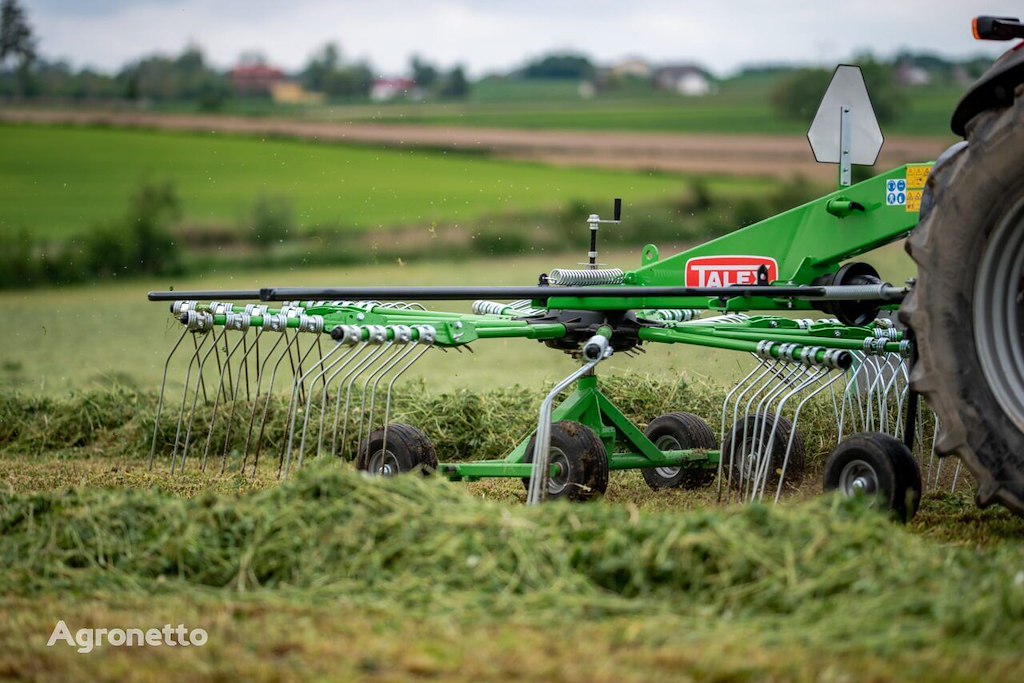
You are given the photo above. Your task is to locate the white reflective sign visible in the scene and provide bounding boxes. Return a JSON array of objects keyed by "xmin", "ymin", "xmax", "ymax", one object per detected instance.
[{"xmin": 807, "ymin": 64, "xmax": 884, "ymax": 166}]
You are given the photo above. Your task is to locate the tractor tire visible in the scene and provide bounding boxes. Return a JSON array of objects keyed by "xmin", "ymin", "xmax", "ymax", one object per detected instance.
[
  {"xmin": 901, "ymin": 82, "xmax": 1024, "ymax": 517},
  {"xmin": 357, "ymin": 423, "xmax": 438, "ymax": 476},
  {"xmin": 641, "ymin": 412, "xmax": 717, "ymax": 490}
]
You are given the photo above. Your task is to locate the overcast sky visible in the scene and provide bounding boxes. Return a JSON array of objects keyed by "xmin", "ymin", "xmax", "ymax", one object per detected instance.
[{"xmin": 24, "ymin": 0, "xmax": 1022, "ymax": 76}]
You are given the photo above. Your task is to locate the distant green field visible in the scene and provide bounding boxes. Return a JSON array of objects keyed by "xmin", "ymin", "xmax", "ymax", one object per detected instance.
[
  {"xmin": 312, "ymin": 79, "xmax": 962, "ymax": 138},
  {"xmin": 0, "ymin": 125, "xmax": 769, "ymax": 239}
]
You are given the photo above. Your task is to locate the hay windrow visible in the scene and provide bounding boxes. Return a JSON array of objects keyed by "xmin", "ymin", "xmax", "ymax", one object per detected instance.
[{"xmin": 0, "ymin": 375, "xmax": 852, "ymax": 469}]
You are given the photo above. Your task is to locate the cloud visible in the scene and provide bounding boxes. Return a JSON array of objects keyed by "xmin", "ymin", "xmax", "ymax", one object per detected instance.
[{"xmin": 27, "ymin": 0, "xmax": 1017, "ymax": 75}]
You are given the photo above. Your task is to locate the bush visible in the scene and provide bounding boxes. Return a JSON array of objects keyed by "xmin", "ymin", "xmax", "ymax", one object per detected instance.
[{"xmin": 246, "ymin": 194, "xmax": 295, "ymax": 248}]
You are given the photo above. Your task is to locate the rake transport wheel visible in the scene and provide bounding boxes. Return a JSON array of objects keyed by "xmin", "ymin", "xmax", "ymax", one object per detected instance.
[
  {"xmin": 901, "ymin": 84, "xmax": 1024, "ymax": 517},
  {"xmin": 358, "ymin": 423, "xmax": 438, "ymax": 476},
  {"xmin": 721, "ymin": 413, "xmax": 806, "ymax": 491},
  {"xmin": 641, "ymin": 412, "xmax": 717, "ymax": 490},
  {"xmin": 823, "ymin": 432, "xmax": 922, "ymax": 522},
  {"xmin": 523, "ymin": 421, "xmax": 609, "ymax": 502}
]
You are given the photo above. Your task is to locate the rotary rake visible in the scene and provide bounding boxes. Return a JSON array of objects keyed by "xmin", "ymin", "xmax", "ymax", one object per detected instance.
[{"xmin": 146, "ymin": 64, "xmax": 960, "ymax": 519}]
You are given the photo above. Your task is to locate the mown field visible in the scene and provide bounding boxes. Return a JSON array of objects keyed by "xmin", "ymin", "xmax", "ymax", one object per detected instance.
[
  {"xmin": 0, "ymin": 124, "xmax": 770, "ymax": 240},
  {"xmin": 1, "ymin": 371, "xmax": 1023, "ymax": 682},
  {"xmin": 2, "ymin": 103, "xmax": 1020, "ymax": 681}
]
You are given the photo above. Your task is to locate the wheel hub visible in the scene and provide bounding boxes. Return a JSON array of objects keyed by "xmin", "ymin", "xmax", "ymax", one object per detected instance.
[
  {"xmin": 654, "ymin": 435, "xmax": 682, "ymax": 478},
  {"xmin": 838, "ymin": 459, "xmax": 879, "ymax": 497}
]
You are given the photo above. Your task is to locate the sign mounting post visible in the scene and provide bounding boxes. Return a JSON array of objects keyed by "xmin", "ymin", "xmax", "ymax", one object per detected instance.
[{"xmin": 807, "ymin": 65, "xmax": 883, "ymax": 189}]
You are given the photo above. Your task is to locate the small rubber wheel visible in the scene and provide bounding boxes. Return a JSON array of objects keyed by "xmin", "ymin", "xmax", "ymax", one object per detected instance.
[
  {"xmin": 523, "ymin": 421, "xmax": 609, "ymax": 502},
  {"xmin": 721, "ymin": 413, "xmax": 806, "ymax": 491},
  {"xmin": 823, "ymin": 432, "xmax": 922, "ymax": 522},
  {"xmin": 357, "ymin": 423, "xmax": 437, "ymax": 476},
  {"xmin": 641, "ymin": 412, "xmax": 717, "ymax": 490}
]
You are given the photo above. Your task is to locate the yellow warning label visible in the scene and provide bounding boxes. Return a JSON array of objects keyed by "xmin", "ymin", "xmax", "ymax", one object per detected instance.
[
  {"xmin": 906, "ymin": 189, "xmax": 924, "ymax": 213},
  {"xmin": 906, "ymin": 165, "xmax": 931, "ymax": 189}
]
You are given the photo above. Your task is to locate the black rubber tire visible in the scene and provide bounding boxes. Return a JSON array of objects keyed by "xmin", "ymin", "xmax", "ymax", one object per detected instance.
[
  {"xmin": 901, "ymin": 84, "xmax": 1024, "ymax": 517},
  {"xmin": 640, "ymin": 412, "xmax": 717, "ymax": 490},
  {"xmin": 522, "ymin": 421, "xmax": 609, "ymax": 502},
  {"xmin": 357, "ymin": 423, "xmax": 438, "ymax": 476},
  {"xmin": 823, "ymin": 432, "xmax": 922, "ymax": 522},
  {"xmin": 721, "ymin": 413, "xmax": 806, "ymax": 491}
]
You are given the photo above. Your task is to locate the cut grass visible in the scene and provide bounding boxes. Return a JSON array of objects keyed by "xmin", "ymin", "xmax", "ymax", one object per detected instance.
[
  {"xmin": 1, "ymin": 461, "xmax": 1022, "ymax": 682},
  {"xmin": 0, "ymin": 124, "xmax": 767, "ymax": 240}
]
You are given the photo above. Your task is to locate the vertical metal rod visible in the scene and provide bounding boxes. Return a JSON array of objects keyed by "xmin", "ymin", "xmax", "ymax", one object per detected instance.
[{"xmin": 149, "ymin": 328, "xmax": 188, "ymax": 471}]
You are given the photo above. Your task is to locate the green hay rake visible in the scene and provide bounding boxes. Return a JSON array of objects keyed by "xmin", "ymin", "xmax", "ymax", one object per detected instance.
[{"xmin": 147, "ymin": 63, "xmax": 973, "ymax": 520}]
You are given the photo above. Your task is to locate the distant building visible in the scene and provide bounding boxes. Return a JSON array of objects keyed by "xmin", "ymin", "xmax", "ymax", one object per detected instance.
[
  {"xmin": 895, "ymin": 63, "xmax": 932, "ymax": 87},
  {"xmin": 370, "ymin": 78, "xmax": 418, "ymax": 102},
  {"xmin": 653, "ymin": 65, "xmax": 714, "ymax": 96},
  {"xmin": 271, "ymin": 81, "xmax": 325, "ymax": 105},
  {"xmin": 611, "ymin": 58, "xmax": 653, "ymax": 79},
  {"xmin": 230, "ymin": 63, "xmax": 284, "ymax": 96}
]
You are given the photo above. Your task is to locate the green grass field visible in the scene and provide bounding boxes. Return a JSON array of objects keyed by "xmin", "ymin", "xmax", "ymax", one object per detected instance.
[
  {"xmin": 309, "ymin": 78, "xmax": 963, "ymax": 138},
  {"xmin": 0, "ymin": 124, "xmax": 770, "ymax": 240}
]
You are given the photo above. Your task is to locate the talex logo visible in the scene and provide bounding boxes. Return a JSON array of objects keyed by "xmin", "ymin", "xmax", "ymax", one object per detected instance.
[{"xmin": 684, "ymin": 256, "xmax": 779, "ymax": 287}]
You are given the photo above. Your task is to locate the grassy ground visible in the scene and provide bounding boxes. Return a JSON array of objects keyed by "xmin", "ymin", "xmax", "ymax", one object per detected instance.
[
  {"xmin": 0, "ymin": 124, "xmax": 768, "ymax": 240},
  {"xmin": 1, "ymin": 448, "xmax": 1022, "ymax": 683}
]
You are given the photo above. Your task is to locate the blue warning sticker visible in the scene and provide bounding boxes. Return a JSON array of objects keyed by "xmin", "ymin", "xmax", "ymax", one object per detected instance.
[{"xmin": 886, "ymin": 179, "xmax": 907, "ymax": 206}]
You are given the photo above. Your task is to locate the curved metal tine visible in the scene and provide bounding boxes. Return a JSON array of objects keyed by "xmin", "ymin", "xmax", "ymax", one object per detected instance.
[
  {"xmin": 877, "ymin": 353, "xmax": 902, "ymax": 434},
  {"xmin": 717, "ymin": 353, "xmax": 765, "ymax": 501},
  {"xmin": 723, "ymin": 358, "xmax": 781, "ymax": 504},
  {"xmin": 751, "ymin": 365, "xmax": 820, "ymax": 500},
  {"xmin": 250, "ymin": 330, "xmax": 304, "ymax": 478},
  {"xmin": 864, "ymin": 356, "xmax": 888, "ymax": 430},
  {"xmin": 744, "ymin": 362, "xmax": 805, "ymax": 501},
  {"xmin": 354, "ymin": 343, "xmax": 404, "ymax": 462},
  {"xmin": 952, "ymin": 460, "xmax": 962, "ymax": 493},
  {"xmin": 927, "ymin": 416, "xmax": 942, "ymax": 489},
  {"xmin": 220, "ymin": 327, "xmax": 235, "ymax": 404},
  {"xmin": 378, "ymin": 344, "xmax": 433, "ymax": 464},
  {"xmin": 359, "ymin": 343, "xmax": 419, "ymax": 468},
  {"xmin": 318, "ymin": 344, "xmax": 375, "ymax": 459},
  {"xmin": 733, "ymin": 358, "xmax": 792, "ymax": 501},
  {"xmin": 169, "ymin": 332, "xmax": 211, "ymax": 472},
  {"xmin": 839, "ymin": 353, "xmax": 863, "ymax": 440},
  {"xmin": 750, "ymin": 363, "xmax": 823, "ymax": 500},
  {"xmin": 301, "ymin": 343, "xmax": 363, "ymax": 462},
  {"xmin": 773, "ymin": 368, "xmax": 845, "ymax": 503},
  {"xmin": 177, "ymin": 327, "xmax": 230, "ymax": 474},
  {"xmin": 282, "ymin": 340, "xmax": 350, "ymax": 478},
  {"xmin": 150, "ymin": 327, "xmax": 188, "ymax": 470},
  {"xmin": 860, "ymin": 355, "xmax": 882, "ymax": 431},
  {"xmin": 335, "ymin": 344, "xmax": 393, "ymax": 461},
  {"xmin": 240, "ymin": 332, "xmax": 286, "ymax": 472},
  {"xmin": 890, "ymin": 354, "xmax": 911, "ymax": 439},
  {"xmin": 277, "ymin": 333, "xmax": 327, "ymax": 478},
  {"xmin": 219, "ymin": 328, "xmax": 263, "ymax": 474},
  {"xmin": 192, "ymin": 333, "xmax": 210, "ymax": 405},
  {"xmin": 199, "ymin": 330, "xmax": 249, "ymax": 472},
  {"xmin": 323, "ymin": 344, "xmax": 375, "ymax": 457}
]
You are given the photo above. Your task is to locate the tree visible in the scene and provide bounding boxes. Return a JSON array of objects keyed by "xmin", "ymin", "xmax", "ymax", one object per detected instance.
[
  {"xmin": 410, "ymin": 55, "xmax": 437, "ymax": 89},
  {"xmin": 0, "ymin": 0, "xmax": 36, "ymax": 96},
  {"xmin": 439, "ymin": 65, "xmax": 469, "ymax": 99},
  {"xmin": 770, "ymin": 57, "xmax": 908, "ymax": 126},
  {"xmin": 521, "ymin": 53, "xmax": 594, "ymax": 80}
]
